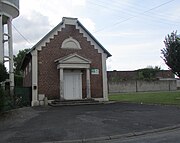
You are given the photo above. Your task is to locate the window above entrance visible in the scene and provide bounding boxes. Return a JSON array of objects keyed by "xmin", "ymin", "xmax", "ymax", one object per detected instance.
[{"xmin": 61, "ymin": 37, "xmax": 81, "ymax": 49}]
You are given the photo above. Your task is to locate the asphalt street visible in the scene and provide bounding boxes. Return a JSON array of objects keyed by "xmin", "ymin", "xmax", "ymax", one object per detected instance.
[
  {"xmin": 0, "ymin": 103, "xmax": 180, "ymax": 143},
  {"xmin": 102, "ymin": 127, "xmax": 180, "ymax": 143}
]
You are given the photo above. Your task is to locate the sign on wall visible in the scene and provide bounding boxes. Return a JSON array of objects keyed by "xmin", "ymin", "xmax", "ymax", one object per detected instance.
[{"xmin": 91, "ymin": 68, "xmax": 99, "ymax": 75}]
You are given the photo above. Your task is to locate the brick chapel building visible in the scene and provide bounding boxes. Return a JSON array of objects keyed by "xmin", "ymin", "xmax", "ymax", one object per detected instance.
[{"xmin": 21, "ymin": 17, "xmax": 111, "ymax": 106}]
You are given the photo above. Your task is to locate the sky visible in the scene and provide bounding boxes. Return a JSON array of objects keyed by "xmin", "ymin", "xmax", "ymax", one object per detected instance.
[{"xmin": 10, "ymin": 0, "xmax": 180, "ymax": 71}]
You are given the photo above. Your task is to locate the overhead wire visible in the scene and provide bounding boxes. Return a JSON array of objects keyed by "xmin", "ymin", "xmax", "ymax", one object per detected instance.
[
  {"xmin": 0, "ymin": 6, "xmax": 33, "ymax": 47},
  {"xmin": 113, "ymin": 0, "xmax": 180, "ymax": 25},
  {"xmin": 87, "ymin": 0, "xmax": 137, "ymax": 17},
  {"xmin": 1, "ymin": 0, "xmax": 177, "ymax": 46},
  {"xmin": 90, "ymin": 0, "xmax": 176, "ymax": 33},
  {"xmin": 12, "ymin": 23, "xmax": 33, "ymax": 46},
  {"xmin": 96, "ymin": 0, "xmax": 176, "ymax": 20},
  {"xmin": 92, "ymin": 0, "xmax": 142, "ymax": 15}
]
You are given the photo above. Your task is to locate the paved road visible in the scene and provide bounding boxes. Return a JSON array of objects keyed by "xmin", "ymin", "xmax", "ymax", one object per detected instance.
[
  {"xmin": 103, "ymin": 127, "xmax": 180, "ymax": 143},
  {"xmin": 0, "ymin": 103, "xmax": 180, "ymax": 143}
]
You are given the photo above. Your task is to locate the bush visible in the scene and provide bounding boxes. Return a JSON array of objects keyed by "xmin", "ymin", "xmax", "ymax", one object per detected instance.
[
  {"xmin": 0, "ymin": 87, "xmax": 5, "ymax": 111},
  {"xmin": 137, "ymin": 67, "xmax": 160, "ymax": 81},
  {"xmin": 0, "ymin": 63, "xmax": 8, "ymax": 82},
  {"xmin": 0, "ymin": 87, "xmax": 14, "ymax": 112}
]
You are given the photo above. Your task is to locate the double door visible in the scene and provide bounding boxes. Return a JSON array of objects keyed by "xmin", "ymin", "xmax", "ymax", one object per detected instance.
[{"xmin": 64, "ymin": 70, "xmax": 82, "ymax": 100}]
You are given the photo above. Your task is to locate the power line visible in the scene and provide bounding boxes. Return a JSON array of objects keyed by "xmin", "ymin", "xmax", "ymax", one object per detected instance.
[
  {"xmin": 143, "ymin": 0, "xmax": 175, "ymax": 13},
  {"xmin": 93, "ymin": 0, "xmax": 176, "ymax": 20},
  {"xmin": 92, "ymin": 0, "xmax": 176, "ymax": 33},
  {"xmin": 0, "ymin": 6, "xmax": 32, "ymax": 46},
  {"xmin": 12, "ymin": 23, "xmax": 33, "ymax": 45},
  {"xmin": 90, "ymin": 0, "xmax": 142, "ymax": 15},
  {"xmin": 87, "ymin": 0, "xmax": 136, "ymax": 17},
  {"xmin": 97, "ymin": 0, "xmax": 177, "ymax": 21}
]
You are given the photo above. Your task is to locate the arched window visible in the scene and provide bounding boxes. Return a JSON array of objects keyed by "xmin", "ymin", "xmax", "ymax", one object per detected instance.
[{"xmin": 61, "ymin": 37, "xmax": 81, "ymax": 49}]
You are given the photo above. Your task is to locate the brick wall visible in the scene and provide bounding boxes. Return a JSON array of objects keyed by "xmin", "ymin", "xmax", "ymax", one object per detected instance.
[
  {"xmin": 107, "ymin": 70, "xmax": 175, "ymax": 82},
  {"xmin": 38, "ymin": 25, "xmax": 103, "ymax": 99}
]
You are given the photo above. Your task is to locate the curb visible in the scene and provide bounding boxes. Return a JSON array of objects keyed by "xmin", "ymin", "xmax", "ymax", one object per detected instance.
[{"xmin": 42, "ymin": 124, "xmax": 180, "ymax": 143}]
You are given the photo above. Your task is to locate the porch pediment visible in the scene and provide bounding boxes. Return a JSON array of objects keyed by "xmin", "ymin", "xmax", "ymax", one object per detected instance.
[{"xmin": 55, "ymin": 53, "xmax": 91, "ymax": 69}]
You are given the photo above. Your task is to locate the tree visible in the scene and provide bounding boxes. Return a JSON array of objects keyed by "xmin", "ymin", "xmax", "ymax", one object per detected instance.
[
  {"xmin": 14, "ymin": 49, "xmax": 30, "ymax": 86},
  {"xmin": 161, "ymin": 31, "xmax": 180, "ymax": 77},
  {"xmin": 137, "ymin": 66, "xmax": 161, "ymax": 80},
  {"xmin": 0, "ymin": 63, "xmax": 8, "ymax": 82},
  {"xmin": 14, "ymin": 49, "xmax": 30, "ymax": 75}
]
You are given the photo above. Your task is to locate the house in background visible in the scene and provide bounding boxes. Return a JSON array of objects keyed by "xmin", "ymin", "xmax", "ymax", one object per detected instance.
[{"xmin": 21, "ymin": 17, "xmax": 111, "ymax": 106}]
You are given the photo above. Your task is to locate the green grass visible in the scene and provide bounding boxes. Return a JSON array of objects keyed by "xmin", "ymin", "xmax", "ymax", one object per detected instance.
[{"xmin": 109, "ymin": 91, "xmax": 180, "ymax": 105}]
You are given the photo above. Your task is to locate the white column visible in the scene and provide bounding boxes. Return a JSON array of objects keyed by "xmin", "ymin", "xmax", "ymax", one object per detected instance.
[
  {"xmin": 102, "ymin": 53, "xmax": 108, "ymax": 101},
  {"xmin": 86, "ymin": 68, "xmax": 91, "ymax": 99},
  {"xmin": 60, "ymin": 68, "xmax": 64, "ymax": 100},
  {"xmin": 31, "ymin": 50, "xmax": 39, "ymax": 106},
  {"xmin": 0, "ymin": 15, "xmax": 3, "ymax": 63},
  {"xmin": 7, "ymin": 18, "xmax": 14, "ymax": 96}
]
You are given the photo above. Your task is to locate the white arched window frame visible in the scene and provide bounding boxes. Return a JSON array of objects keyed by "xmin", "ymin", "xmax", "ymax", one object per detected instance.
[{"xmin": 61, "ymin": 37, "xmax": 81, "ymax": 49}]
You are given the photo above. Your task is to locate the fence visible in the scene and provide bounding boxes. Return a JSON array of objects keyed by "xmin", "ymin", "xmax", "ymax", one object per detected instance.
[
  {"xmin": 0, "ymin": 86, "xmax": 31, "ymax": 112},
  {"xmin": 108, "ymin": 79, "xmax": 177, "ymax": 93},
  {"xmin": 14, "ymin": 87, "xmax": 32, "ymax": 107}
]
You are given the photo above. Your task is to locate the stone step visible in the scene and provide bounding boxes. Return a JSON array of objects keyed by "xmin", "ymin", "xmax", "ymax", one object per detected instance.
[{"xmin": 49, "ymin": 99, "xmax": 101, "ymax": 107}]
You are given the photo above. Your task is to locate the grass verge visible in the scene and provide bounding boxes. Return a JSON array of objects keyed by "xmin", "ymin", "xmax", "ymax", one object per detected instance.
[{"xmin": 109, "ymin": 91, "xmax": 180, "ymax": 105}]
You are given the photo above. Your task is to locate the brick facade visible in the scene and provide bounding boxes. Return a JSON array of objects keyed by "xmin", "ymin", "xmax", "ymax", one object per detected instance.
[
  {"xmin": 27, "ymin": 25, "xmax": 103, "ymax": 100},
  {"xmin": 22, "ymin": 17, "xmax": 111, "ymax": 106}
]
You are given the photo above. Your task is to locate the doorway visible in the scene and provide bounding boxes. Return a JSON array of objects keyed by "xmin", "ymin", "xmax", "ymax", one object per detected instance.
[{"xmin": 64, "ymin": 70, "xmax": 82, "ymax": 100}]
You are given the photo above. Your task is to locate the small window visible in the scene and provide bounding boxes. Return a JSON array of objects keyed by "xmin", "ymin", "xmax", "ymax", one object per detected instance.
[{"xmin": 61, "ymin": 37, "xmax": 81, "ymax": 49}]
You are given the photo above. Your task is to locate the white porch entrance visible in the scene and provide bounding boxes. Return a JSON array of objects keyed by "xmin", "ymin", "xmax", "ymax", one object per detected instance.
[
  {"xmin": 55, "ymin": 53, "xmax": 91, "ymax": 100},
  {"xmin": 64, "ymin": 70, "xmax": 82, "ymax": 100}
]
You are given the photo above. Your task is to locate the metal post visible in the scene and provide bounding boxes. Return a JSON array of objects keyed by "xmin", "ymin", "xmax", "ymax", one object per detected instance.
[
  {"xmin": 7, "ymin": 18, "xmax": 14, "ymax": 96},
  {"xmin": 0, "ymin": 15, "xmax": 3, "ymax": 63}
]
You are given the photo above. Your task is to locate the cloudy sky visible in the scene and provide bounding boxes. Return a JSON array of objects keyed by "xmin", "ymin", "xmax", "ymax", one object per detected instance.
[{"xmin": 11, "ymin": 0, "xmax": 180, "ymax": 71}]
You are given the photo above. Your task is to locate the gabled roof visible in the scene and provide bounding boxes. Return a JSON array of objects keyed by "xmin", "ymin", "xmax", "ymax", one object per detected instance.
[
  {"xmin": 26, "ymin": 21, "xmax": 63, "ymax": 55},
  {"xmin": 76, "ymin": 20, "xmax": 111, "ymax": 57},
  {"xmin": 21, "ymin": 17, "xmax": 111, "ymax": 69},
  {"xmin": 29, "ymin": 17, "xmax": 111, "ymax": 57}
]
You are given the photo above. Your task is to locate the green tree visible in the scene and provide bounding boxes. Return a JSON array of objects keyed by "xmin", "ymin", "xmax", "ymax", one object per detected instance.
[
  {"xmin": 137, "ymin": 66, "xmax": 161, "ymax": 80},
  {"xmin": 161, "ymin": 31, "xmax": 180, "ymax": 77},
  {"xmin": 14, "ymin": 49, "xmax": 30, "ymax": 86},
  {"xmin": 14, "ymin": 49, "xmax": 30, "ymax": 75},
  {"xmin": 0, "ymin": 63, "xmax": 8, "ymax": 82}
]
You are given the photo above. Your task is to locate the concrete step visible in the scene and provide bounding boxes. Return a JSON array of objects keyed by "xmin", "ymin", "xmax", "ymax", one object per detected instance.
[{"xmin": 49, "ymin": 99, "xmax": 102, "ymax": 107}]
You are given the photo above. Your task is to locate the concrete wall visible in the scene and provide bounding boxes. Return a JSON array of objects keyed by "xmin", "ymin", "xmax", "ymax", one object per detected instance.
[
  {"xmin": 177, "ymin": 79, "xmax": 180, "ymax": 90},
  {"xmin": 108, "ymin": 80, "xmax": 177, "ymax": 93},
  {"xmin": 107, "ymin": 70, "xmax": 175, "ymax": 81}
]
